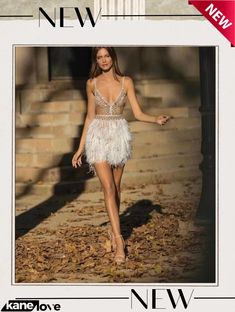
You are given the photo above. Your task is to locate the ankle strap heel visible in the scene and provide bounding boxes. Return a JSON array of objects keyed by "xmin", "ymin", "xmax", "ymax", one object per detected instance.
[{"xmin": 113, "ymin": 235, "xmax": 126, "ymax": 264}]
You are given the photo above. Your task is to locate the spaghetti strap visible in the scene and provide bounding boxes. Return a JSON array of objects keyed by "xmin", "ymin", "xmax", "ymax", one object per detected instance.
[{"xmin": 93, "ymin": 77, "xmax": 97, "ymax": 94}]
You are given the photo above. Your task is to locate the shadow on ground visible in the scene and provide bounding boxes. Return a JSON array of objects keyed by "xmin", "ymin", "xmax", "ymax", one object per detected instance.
[{"xmin": 100, "ymin": 199, "xmax": 162, "ymax": 239}]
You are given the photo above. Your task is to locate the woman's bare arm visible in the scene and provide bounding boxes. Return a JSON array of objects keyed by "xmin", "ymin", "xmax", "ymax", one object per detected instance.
[
  {"xmin": 125, "ymin": 76, "xmax": 170, "ymax": 125},
  {"xmin": 72, "ymin": 79, "xmax": 95, "ymax": 167}
]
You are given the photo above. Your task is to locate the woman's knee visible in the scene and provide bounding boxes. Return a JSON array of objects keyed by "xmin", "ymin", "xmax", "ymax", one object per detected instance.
[{"xmin": 102, "ymin": 182, "xmax": 116, "ymax": 197}]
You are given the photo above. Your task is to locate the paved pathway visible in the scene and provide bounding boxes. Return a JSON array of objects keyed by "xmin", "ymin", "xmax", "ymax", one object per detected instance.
[{"xmin": 15, "ymin": 179, "xmax": 215, "ymax": 284}]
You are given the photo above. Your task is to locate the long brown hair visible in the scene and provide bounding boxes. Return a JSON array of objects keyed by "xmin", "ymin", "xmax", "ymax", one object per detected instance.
[{"xmin": 89, "ymin": 47, "xmax": 123, "ymax": 80}]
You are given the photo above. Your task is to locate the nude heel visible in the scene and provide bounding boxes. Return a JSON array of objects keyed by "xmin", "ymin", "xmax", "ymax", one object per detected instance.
[{"xmin": 113, "ymin": 234, "xmax": 126, "ymax": 264}]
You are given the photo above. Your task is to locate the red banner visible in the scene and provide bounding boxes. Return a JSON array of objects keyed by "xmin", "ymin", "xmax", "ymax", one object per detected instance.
[{"xmin": 189, "ymin": 0, "xmax": 235, "ymax": 46}]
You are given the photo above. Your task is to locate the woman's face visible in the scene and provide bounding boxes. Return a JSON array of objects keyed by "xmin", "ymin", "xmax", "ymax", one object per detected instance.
[{"xmin": 96, "ymin": 48, "xmax": 113, "ymax": 72}]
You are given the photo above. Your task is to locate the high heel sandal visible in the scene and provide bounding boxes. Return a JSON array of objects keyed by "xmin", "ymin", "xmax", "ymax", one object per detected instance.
[{"xmin": 113, "ymin": 234, "xmax": 126, "ymax": 265}]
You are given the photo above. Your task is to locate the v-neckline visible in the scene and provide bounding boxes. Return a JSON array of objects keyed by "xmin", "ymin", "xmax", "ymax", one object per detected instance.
[
  {"xmin": 95, "ymin": 77, "xmax": 124, "ymax": 106},
  {"xmin": 96, "ymin": 87, "xmax": 124, "ymax": 106}
]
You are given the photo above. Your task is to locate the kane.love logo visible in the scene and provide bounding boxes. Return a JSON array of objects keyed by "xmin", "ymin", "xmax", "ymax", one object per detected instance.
[{"xmin": 1, "ymin": 300, "xmax": 61, "ymax": 312}]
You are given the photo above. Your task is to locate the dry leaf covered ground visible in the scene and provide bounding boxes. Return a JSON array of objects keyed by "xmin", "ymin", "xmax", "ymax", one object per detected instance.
[{"xmin": 15, "ymin": 180, "xmax": 215, "ymax": 283}]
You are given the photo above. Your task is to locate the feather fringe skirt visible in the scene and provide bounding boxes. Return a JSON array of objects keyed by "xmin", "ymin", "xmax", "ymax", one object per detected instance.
[{"xmin": 85, "ymin": 116, "xmax": 132, "ymax": 174}]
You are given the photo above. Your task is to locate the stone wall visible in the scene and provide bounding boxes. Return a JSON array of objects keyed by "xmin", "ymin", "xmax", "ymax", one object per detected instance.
[{"xmin": 16, "ymin": 47, "xmax": 200, "ymax": 85}]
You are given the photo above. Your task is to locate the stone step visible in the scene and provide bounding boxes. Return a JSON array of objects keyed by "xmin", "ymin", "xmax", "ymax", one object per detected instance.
[
  {"xmin": 130, "ymin": 117, "xmax": 200, "ymax": 132},
  {"xmin": 18, "ymin": 87, "xmax": 85, "ymax": 112},
  {"xmin": 17, "ymin": 79, "xmax": 200, "ymax": 113},
  {"xmin": 124, "ymin": 106, "xmax": 200, "ymax": 120},
  {"xmin": 137, "ymin": 79, "xmax": 200, "ymax": 107},
  {"xmin": 16, "ymin": 112, "xmax": 85, "ymax": 128},
  {"xmin": 16, "ymin": 139, "xmax": 201, "ymax": 168},
  {"xmin": 16, "ymin": 137, "xmax": 79, "ymax": 154},
  {"xmin": 17, "ymin": 79, "xmax": 180, "ymax": 112},
  {"xmin": 144, "ymin": 96, "xmax": 199, "ymax": 108},
  {"xmin": 16, "ymin": 106, "xmax": 200, "ymax": 128},
  {"xmin": 16, "ymin": 154, "xmax": 202, "ymax": 183},
  {"xmin": 126, "ymin": 154, "xmax": 201, "ymax": 172},
  {"xmin": 16, "ymin": 153, "xmax": 62, "ymax": 168},
  {"xmin": 16, "ymin": 127, "xmax": 200, "ymax": 154},
  {"xmin": 18, "ymin": 95, "xmax": 152, "ymax": 115},
  {"xmin": 132, "ymin": 139, "xmax": 201, "ymax": 158},
  {"xmin": 18, "ymin": 90, "xmax": 156, "ymax": 115},
  {"xmin": 20, "ymin": 100, "xmax": 86, "ymax": 115},
  {"xmin": 131, "ymin": 127, "xmax": 200, "ymax": 145},
  {"xmin": 15, "ymin": 117, "xmax": 201, "ymax": 139},
  {"xmin": 16, "ymin": 165, "xmax": 202, "ymax": 196},
  {"xmin": 16, "ymin": 125, "xmax": 83, "ymax": 139}
]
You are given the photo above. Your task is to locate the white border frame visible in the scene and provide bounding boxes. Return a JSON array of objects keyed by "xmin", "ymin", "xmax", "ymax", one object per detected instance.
[{"xmin": 0, "ymin": 18, "xmax": 234, "ymax": 311}]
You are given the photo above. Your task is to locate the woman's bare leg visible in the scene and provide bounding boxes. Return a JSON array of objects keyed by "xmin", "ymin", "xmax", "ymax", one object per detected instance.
[
  {"xmin": 107, "ymin": 165, "xmax": 125, "ymax": 249},
  {"xmin": 94, "ymin": 162, "xmax": 125, "ymax": 260},
  {"xmin": 112, "ymin": 165, "xmax": 125, "ymax": 213},
  {"xmin": 94, "ymin": 162, "xmax": 122, "ymax": 235}
]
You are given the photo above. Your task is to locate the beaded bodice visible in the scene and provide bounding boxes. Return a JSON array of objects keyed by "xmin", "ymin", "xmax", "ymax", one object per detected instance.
[{"xmin": 94, "ymin": 76, "xmax": 127, "ymax": 116}]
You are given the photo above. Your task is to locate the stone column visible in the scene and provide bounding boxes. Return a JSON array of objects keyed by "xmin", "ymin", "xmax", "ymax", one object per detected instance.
[
  {"xmin": 196, "ymin": 47, "xmax": 216, "ymax": 222},
  {"xmin": 15, "ymin": 47, "xmax": 37, "ymax": 86},
  {"xmin": 16, "ymin": 47, "xmax": 49, "ymax": 85},
  {"xmin": 35, "ymin": 47, "xmax": 50, "ymax": 83},
  {"xmin": 94, "ymin": 0, "xmax": 145, "ymax": 19}
]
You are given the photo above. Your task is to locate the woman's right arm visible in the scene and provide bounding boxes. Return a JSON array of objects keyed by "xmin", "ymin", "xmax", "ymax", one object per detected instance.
[{"xmin": 72, "ymin": 79, "xmax": 95, "ymax": 168}]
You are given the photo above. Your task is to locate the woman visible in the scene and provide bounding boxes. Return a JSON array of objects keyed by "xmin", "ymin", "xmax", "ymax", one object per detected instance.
[{"xmin": 72, "ymin": 47, "xmax": 170, "ymax": 265}]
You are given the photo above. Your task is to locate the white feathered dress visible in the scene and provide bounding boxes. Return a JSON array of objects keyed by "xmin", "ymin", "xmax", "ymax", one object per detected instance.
[{"xmin": 85, "ymin": 76, "xmax": 132, "ymax": 173}]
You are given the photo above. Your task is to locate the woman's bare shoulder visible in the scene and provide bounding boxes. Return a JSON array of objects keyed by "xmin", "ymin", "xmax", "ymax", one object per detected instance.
[
  {"xmin": 123, "ymin": 76, "xmax": 134, "ymax": 89},
  {"xmin": 123, "ymin": 75, "xmax": 132, "ymax": 81},
  {"xmin": 86, "ymin": 78, "xmax": 96, "ymax": 94},
  {"xmin": 87, "ymin": 78, "xmax": 94, "ymax": 85},
  {"xmin": 87, "ymin": 77, "xmax": 96, "ymax": 87}
]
